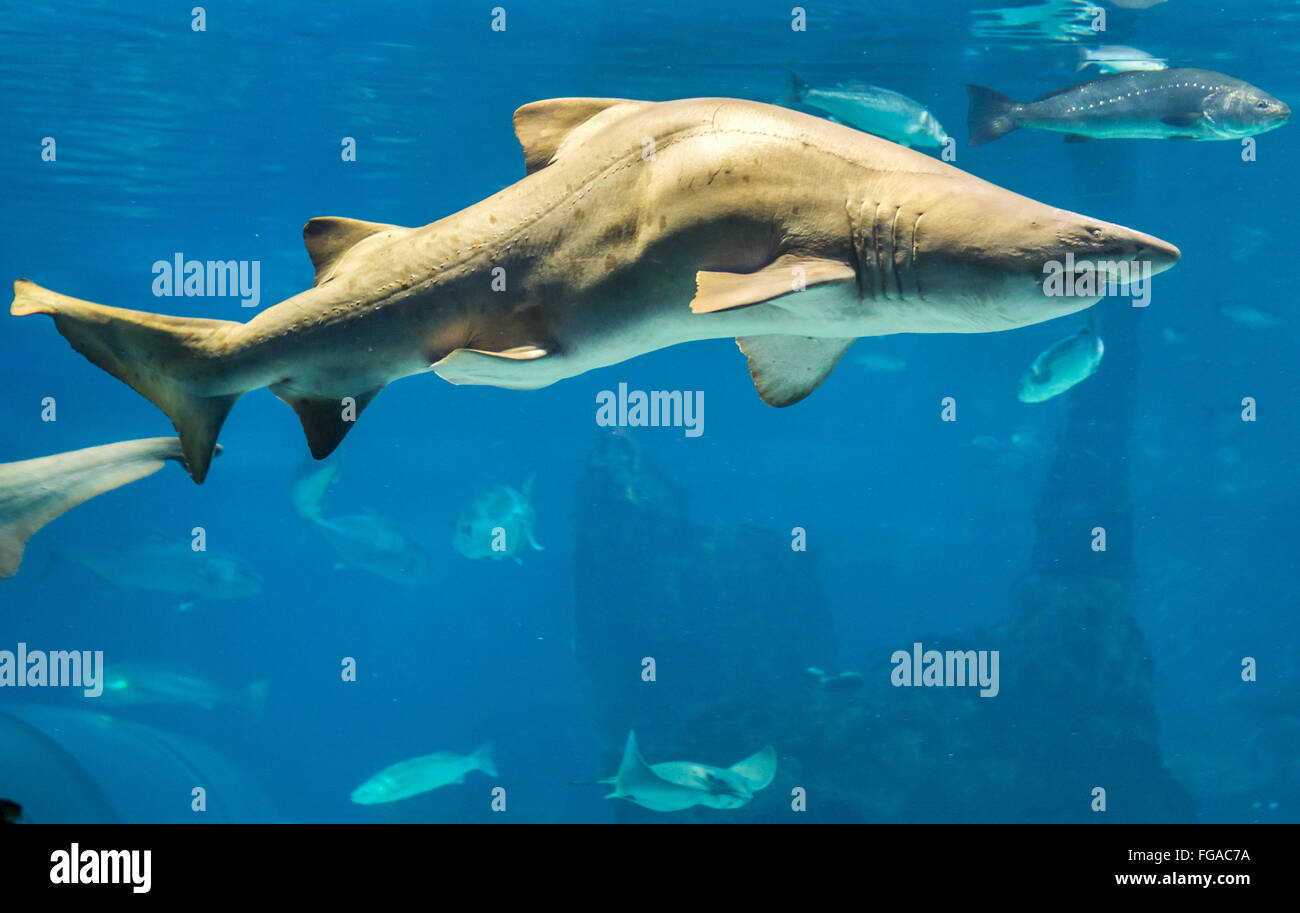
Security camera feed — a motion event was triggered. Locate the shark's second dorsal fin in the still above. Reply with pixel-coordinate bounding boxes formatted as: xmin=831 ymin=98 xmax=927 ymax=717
xmin=302 ymin=217 xmax=406 ymax=286
xmin=512 ymin=98 xmax=648 ymax=175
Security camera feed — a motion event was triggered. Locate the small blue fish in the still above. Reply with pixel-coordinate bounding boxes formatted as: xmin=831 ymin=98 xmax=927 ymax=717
xmin=1017 ymin=328 xmax=1104 ymax=403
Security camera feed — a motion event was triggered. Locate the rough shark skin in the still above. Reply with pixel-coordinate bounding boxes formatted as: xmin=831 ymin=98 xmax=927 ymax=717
xmin=11 ymin=97 xmax=1180 ymax=482
xmin=0 ymin=437 xmax=190 ymax=577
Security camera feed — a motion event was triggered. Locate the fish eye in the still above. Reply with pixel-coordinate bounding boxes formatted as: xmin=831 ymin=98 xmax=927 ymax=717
xmin=1256 ymin=101 xmax=1269 ymax=109
xmin=1087 ymin=227 xmax=1103 ymax=240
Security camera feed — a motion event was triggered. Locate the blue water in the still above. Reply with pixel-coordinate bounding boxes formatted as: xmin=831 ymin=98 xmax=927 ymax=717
xmin=1 ymin=0 xmax=1296 ymax=823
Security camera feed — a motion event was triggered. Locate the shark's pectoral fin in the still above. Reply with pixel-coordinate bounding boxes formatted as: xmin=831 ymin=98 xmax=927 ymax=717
xmin=432 ymin=346 xmax=552 ymax=389
xmin=729 ymin=746 xmax=778 ymax=791
xmin=512 ymin=98 xmax=649 ymax=174
xmin=272 ymin=386 xmax=384 ymax=460
xmin=736 ymin=335 xmax=856 ymax=407
xmin=302 ymin=217 xmax=408 ymax=286
xmin=690 ymin=257 xmax=856 ymax=314
xmin=1161 ymin=112 xmax=1204 ymax=128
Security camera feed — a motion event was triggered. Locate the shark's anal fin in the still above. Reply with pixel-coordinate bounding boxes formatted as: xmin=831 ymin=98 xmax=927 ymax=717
xmin=736 ymin=335 xmax=856 ymax=407
xmin=272 ymin=386 xmax=384 ymax=460
xmin=691 ymin=258 xmax=856 ymax=314
xmin=302 ymin=217 xmax=406 ymax=286
xmin=432 ymin=346 xmax=551 ymax=389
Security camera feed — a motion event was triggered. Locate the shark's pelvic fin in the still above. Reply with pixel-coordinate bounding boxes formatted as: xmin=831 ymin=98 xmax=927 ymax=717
xmin=302 ymin=217 xmax=407 ymax=286
xmin=690 ymin=257 xmax=856 ymax=314
xmin=10 ymin=280 xmax=242 ymax=483
xmin=272 ymin=386 xmax=384 ymax=460
xmin=736 ymin=335 xmax=856 ymax=407
xmin=512 ymin=98 xmax=649 ymax=175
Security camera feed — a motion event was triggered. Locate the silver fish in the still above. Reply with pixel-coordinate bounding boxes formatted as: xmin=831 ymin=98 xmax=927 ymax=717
xmin=969 ymin=68 xmax=1290 ymax=145
xmin=1078 ymin=45 xmax=1168 ymax=74
xmin=453 ymin=476 xmax=542 ymax=563
xmin=1017 ymin=328 xmax=1104 ymax=403
xmin=350 ymin=742 xmax=497 ymax=804
xmin=292 ymin=460 xmax=433 ymax=585
xmin=782 ymin=73 xmax=950 ymax=148
xmin=77 ymin=541 xmax=262 ymax=602
xmin=98 ymin=663 xmax=268 ymax=711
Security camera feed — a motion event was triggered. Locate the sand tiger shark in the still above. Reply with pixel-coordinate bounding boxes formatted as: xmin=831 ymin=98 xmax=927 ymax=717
xmin=11 ymin=97 xmax=1181 ymax=483
xmin=0 ymin=437 xmax=197 ymax=577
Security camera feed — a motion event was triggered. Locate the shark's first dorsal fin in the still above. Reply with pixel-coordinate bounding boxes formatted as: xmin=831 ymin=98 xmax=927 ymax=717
xmin=512 ymin=98 xmax=648 ymax=175
xmin=302 ymin=217 xmax=406 ymax=286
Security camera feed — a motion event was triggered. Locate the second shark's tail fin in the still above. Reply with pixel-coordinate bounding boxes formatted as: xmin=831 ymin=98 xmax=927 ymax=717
xmin=474 ymin=741 xmax=499 ymax=778
xmin=777 ymin=71 xmax=810 ymax=106
xmin=291 ymin=457 xmax=341 ymax=520
xmin=11 ymin=280 xmax=245 ymax=483
xmin=966 ymin=85 xmax=1022 ymax=146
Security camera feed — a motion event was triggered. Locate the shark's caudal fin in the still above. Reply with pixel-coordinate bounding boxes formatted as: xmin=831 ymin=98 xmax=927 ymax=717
xmin=966 ymin=85 xmax=1022 ymax=146
xmin=0 ymin=437 xmax=191 ymax=578
xmin=473 ymin=741 xmax=499 ymax=778
xmin=11 ymin=280 xmax=245 ymax=483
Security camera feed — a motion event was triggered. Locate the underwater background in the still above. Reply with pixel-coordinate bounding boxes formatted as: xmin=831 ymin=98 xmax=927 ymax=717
xmin=0 ymin=0 xmax=1295 ymax=823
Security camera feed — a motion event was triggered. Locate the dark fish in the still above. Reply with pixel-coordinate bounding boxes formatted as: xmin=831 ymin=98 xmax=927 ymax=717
xmin=0 ymin=798 xmax=22 ymax=823
xmin=968 ymin=68 xmax=1289 ymax=145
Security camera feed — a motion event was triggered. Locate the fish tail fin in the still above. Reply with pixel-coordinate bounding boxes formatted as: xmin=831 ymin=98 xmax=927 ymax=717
xmin=244 ymin=680 xmax=271 ymax=711
xmin=292 ymin=457 xmax=341 ymax=520
xmin=778 ymin=70 xmax=809 ymax=106
xmin=1076 ymin=48 xmax=1093 ymax=71
xmin=966 ymin=85 xmax=1021 ymax=146
xmin=11 ymin=280 xmax=246 ymax=483
xmin=474 ymin=741 xmax=499 ymax=778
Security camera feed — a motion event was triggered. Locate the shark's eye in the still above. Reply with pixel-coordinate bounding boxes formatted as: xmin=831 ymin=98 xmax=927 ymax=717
xmin=1088 ymin=227 xmax=1103 ymax=240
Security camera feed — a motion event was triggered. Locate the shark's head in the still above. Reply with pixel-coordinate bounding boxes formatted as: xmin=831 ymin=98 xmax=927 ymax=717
xmin=1204 ymin=84 xmax=1290 ymax=137
xmin=906 ymin=184 xmax=1180 ymax=332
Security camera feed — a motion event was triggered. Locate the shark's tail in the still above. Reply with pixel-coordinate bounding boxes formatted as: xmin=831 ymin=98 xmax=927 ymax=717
xmin=966 ymin=85 xmax=1023 ymax=146
xmin=292 ymin=458 xmax=341 ymax=520
xmin=11 ymin=280 xmax=246 ymax=483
